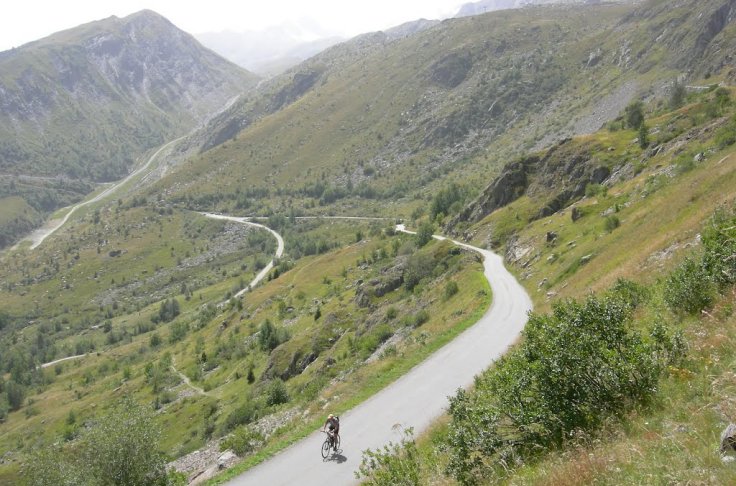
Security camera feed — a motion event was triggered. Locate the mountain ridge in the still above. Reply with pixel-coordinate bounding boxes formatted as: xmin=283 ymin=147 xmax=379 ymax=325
xmin=0 ymin=9 xmax=258 ymax=248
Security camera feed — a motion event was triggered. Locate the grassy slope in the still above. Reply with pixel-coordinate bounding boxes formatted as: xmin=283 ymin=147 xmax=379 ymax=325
xmin=0 ymin=209 xmax=489 ymax=483
xmin=153 ymin=4 xmax=634 ymax=219
xmin=409 ymin=89 xmax=736 ymax=484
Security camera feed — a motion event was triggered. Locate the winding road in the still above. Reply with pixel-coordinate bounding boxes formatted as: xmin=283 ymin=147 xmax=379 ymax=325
xmin=199 ymin=213 xmax=285 ymax=300
xmin=15 ymin=136 xmax=186 ymax=250
xmin=15 ymin=126 xmax=532 ymax=485
xmin=222 ymin=224 xmax=532 ymax=486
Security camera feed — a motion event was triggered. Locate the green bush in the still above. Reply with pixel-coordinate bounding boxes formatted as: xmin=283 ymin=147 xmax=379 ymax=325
xmin=413 ymin=310 xmax=430 ymax=327
xmin=663 ymin=257 xmax=714 ymax=315
xmin=714 ymin=117 xmax=736 ymax=149
xmin=404 ymin=253 xmax=435 ymax=291
xmin=221 ymin=426 xmax=263 ymax=457
xmin=445 ymin=293 xmax=666 ymax=484
xmin=415 ymin=221 xmax=435 ymax=248
xmin=585 ymin=183 xmax=607 ymax=198
xmin=258 ymin=320 xmax=289 ymax=352
xmin=356 ymin=428 xmax=421 ymax=486
xmin=25 ymin=398 xmax=174 ymax=486
xmin=603 ymin=215 xmax=620 ymax=232
xmin=359 ymin=325 xmax=394 ymax=356
xmin=224 ymin=401 xmax=260 ymax=431
xmin=265 ymin=379 xmax=289 ymax=406
xmin=444 ymin=281 xmax=459 ymax=300
xmin=625 ymin=101 xmax=645 ymax=129
xmin=701 ymin=207 xmax=736 ymax=287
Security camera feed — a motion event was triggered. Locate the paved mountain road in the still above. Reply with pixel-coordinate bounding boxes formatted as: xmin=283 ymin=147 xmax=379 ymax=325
xmin=223 ymin=225 xmax=532 ymax=486
xmin=14 ymin=136 xmax=186 ymax=250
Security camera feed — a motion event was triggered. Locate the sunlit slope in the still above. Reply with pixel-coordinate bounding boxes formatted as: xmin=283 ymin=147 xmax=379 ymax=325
xmin=156 ymin=0 xmax=736 ymax=219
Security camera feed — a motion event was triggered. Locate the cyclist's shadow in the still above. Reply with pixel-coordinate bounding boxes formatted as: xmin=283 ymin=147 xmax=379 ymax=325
xmin=323 ymin=449 xmax=347 ymax=464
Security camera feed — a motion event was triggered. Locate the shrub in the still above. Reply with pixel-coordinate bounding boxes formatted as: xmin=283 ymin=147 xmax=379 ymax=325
xmin=155 ymin=298 xmax=180 ymax=324
xmin=585 ymin=183 xmax=607 ymax=198
xmin=415 ymin=221 xmax=435 ymax=248
xmin=663 ymin=257 xmax=714 ymax=315
xmin=265 ymin=379 xmax=289 ymax=406
xmin=169 ymin=321 xmax=189 ymax=343
xmin=356 ymin=428 xmax=421 ymax=486
xmin=446 ymin=293 xmax=665 ymax=484
xmin=258 ymin=320 xmax=289 ymax=352
xmin=701 ymin=207 xmax=736 ymax=287
xmin=625 ymin=101 xmax=645 ymax=129
xmin=638 ymin=123 xmax=649 ymax=148
xmin=225 ymin=401 xmax=260 ymax=431
xmin=404 ymin=253 xmax=435 ymax=291
xmin=603 ymin=215 xmax=620 ymax=232
xmin=444 ymin=281 xmax=459 ymax=300
xmin=26 ymin=398 xmax=172 ymax=486
xmin=413 ymin=310 xmax=430 ymax=328
xmin=359 ymin=325 xmax=394 ymax=357
xmin=221 ymin=426 xmax=263 ymax=456
xmin=669 ymin=79 xmax=686 ymax=109
xmin=5 ymin=380 xmax=25 ymax=411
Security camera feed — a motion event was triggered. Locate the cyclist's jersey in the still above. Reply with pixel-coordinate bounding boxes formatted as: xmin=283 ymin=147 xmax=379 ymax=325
xmin=327 ymin=416 xmax=339 ymax=432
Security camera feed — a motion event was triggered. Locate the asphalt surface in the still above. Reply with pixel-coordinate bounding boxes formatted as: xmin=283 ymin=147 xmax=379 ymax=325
xmin=224 ymin=229 xmax=532 ymax=485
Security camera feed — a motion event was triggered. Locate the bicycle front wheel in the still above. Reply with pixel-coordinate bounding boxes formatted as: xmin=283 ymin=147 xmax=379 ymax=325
xmin=321 ymin=439 xmax=331 ymax=459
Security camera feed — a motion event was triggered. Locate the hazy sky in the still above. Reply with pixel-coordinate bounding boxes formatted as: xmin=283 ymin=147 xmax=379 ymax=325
xmin=1 ymin=0 xmax=466 ymax=51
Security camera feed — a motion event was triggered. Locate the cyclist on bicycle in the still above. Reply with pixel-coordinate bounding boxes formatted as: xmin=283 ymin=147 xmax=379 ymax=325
xmin=322 ymin=414 xmax=340 ymax=451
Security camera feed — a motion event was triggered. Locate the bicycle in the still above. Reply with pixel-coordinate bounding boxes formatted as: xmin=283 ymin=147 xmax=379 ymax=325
xmin=321 ymin=430 xmax=340 ymax=459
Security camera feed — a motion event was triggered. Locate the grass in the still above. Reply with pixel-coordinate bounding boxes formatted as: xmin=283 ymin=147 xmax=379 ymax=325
xmin=506 ymin=292 xmax=736 ymax=486
xmin=207 ymin=269 xmax=491 ymax=484
xmin=0 ymin=209 xmax=491 ymax=484
xmin=398 ymin=88 xmax=736 ymax=485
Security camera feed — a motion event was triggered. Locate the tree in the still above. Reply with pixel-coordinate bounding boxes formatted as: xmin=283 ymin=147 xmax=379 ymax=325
xmin=5 ymin=380 xmax=25 ymax=411
xmin=25 ymin=398 xmax=175 ymax=486
xmin=80 ymin=399 xmax=170 ymax=485
xmin=156 ymin=298 xmax=180 ymax=323
xmin=638 ymin=123 xmax=649 ymax=149
xmin=415 ymin=221 xmax=435 ymax=248
xmin=265 ymin=379 xmax=289 ymax=406
xmin=625 ymin=101 xmax=645 ymax=130
xmin=669 ymin=79 xmax=686 ymax=110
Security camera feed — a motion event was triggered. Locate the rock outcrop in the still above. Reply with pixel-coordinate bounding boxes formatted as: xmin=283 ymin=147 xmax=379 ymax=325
xmin=448 ymin=138 xmax=612 ymax=232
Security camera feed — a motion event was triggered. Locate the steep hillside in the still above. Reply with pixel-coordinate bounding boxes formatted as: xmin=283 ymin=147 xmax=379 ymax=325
xmin=0 ymin=10 xmax=258 ymax=246
xmin=150 ymin=0 xmax=736 ymax=225
xmin=153 ymin=3 xmax=633 ymax=216
xmin=355 ymin=88 xmax=736 ymax=486
xmin=3 ymin=1 xmax=736 ymax=484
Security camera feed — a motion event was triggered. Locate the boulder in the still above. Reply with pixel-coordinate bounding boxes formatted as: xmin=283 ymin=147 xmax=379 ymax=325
xmin=720 ymin=423 xmax=736 ymax=453
xmin=217 ymin=451 xmax=237 ymax=470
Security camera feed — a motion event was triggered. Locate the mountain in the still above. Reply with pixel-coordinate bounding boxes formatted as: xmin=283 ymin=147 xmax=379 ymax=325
xmin=454 ymin=0 xmax=618 ymax=17
xmin=0 ymin=9 xmax=258 ymax=247
xmin=196 ymin=26 xmax=344 ymax=77
xmin=2 ymin=0 xmax=736 ymax=484
xmin=151 ymin=0 xmax=735 ymax=224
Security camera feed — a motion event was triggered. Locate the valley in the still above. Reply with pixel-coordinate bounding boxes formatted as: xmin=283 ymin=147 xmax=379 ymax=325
xmin=2 ymin=1 xmax=736 ymax=485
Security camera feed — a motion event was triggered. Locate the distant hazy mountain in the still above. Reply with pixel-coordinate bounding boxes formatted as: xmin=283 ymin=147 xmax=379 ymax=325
xmin=455 ymin=0 xmax=610 ymax=17
xmin=196 ymin=24 xmax=345 ymax=77
xmin=0 ymin=9 xmax=258 ymax=246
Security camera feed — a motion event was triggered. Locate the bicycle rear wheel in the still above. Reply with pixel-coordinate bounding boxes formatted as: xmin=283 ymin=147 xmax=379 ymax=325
xmin=321 ymin=439 xmax=331 ymax=459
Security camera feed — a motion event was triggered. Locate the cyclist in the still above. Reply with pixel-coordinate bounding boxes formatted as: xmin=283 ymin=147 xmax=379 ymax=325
xmin=322 ymin=414 xmax=340 ymax=451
